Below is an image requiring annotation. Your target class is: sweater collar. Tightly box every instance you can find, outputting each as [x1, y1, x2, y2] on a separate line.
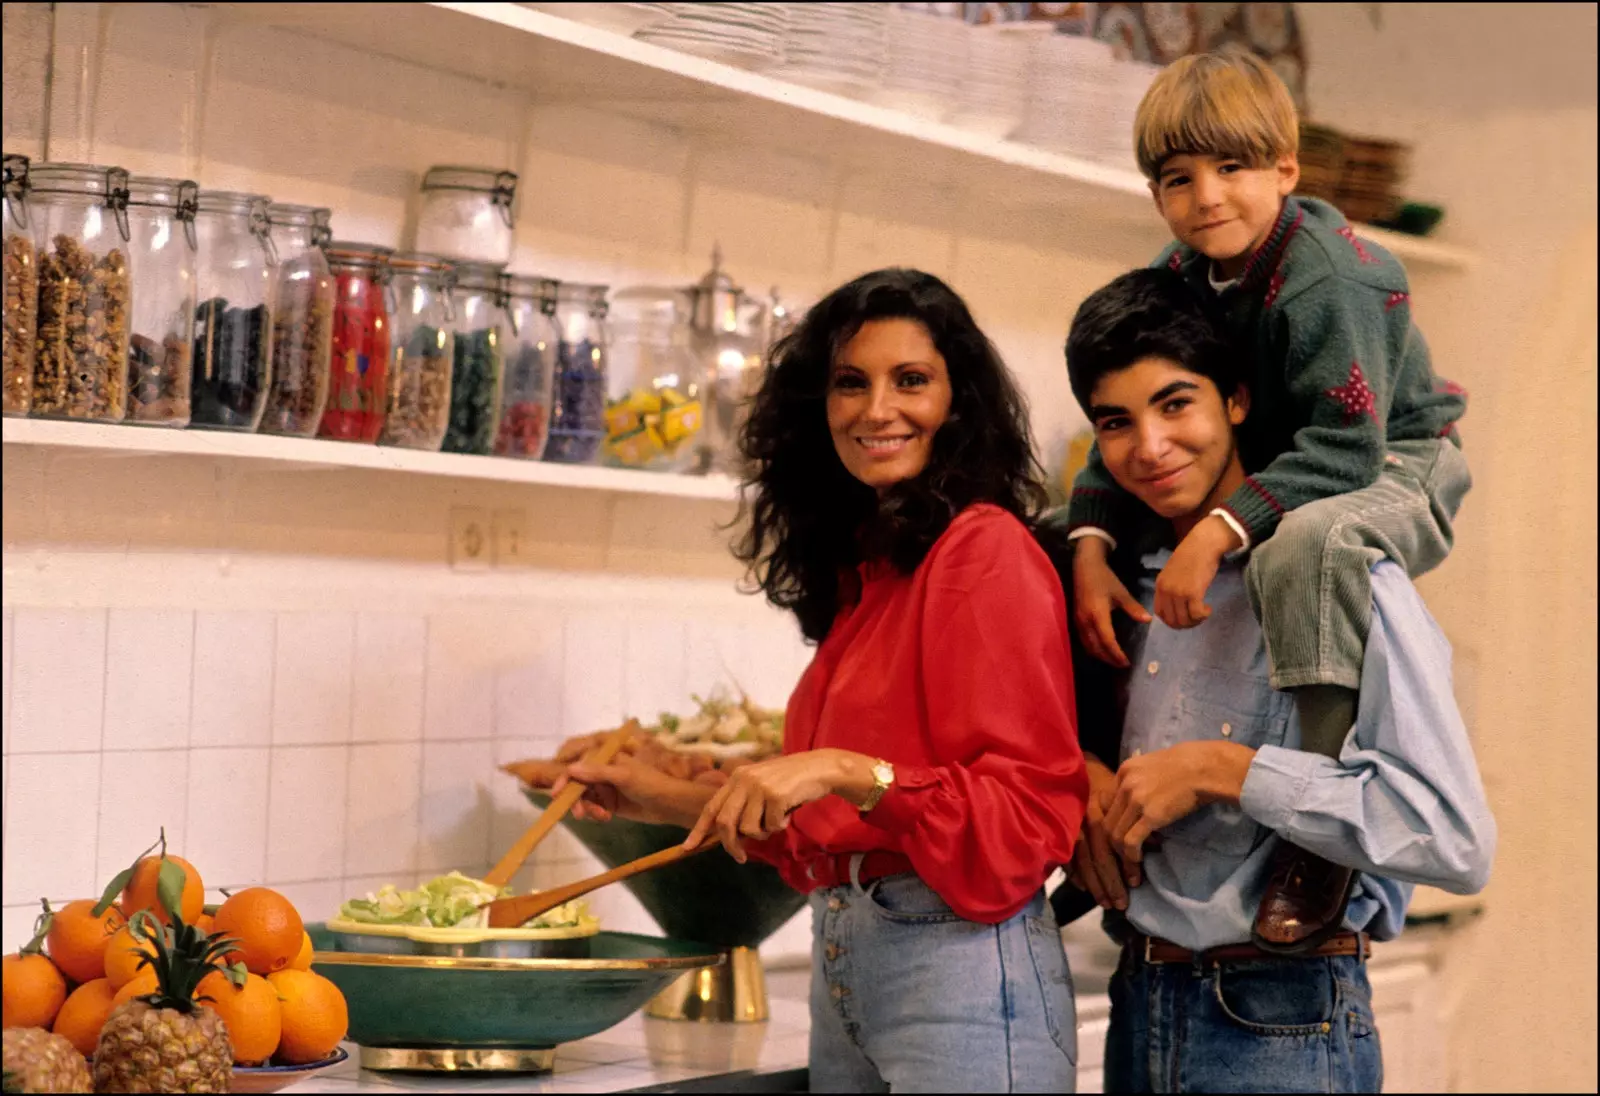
[1175, 195, 1303, 293]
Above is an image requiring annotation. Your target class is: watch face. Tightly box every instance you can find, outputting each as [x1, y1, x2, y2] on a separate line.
[874, 762, 895, 784]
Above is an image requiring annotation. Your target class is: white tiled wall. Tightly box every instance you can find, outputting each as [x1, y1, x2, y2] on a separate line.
[0, 597, 817, 959]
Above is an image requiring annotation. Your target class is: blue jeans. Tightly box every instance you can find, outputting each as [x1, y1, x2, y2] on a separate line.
[807, 860, 1078, 1093]
[1105, 948, 1383, 1093]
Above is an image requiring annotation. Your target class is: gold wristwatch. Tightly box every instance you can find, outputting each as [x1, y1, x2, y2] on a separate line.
[858, 758, 895, 815]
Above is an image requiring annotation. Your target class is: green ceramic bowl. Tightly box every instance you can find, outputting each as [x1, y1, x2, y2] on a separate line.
[307, 925, 722, 1051]
[522, 788, 808, 948]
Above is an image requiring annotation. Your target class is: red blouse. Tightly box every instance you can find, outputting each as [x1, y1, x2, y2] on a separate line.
[748, 503, 1088, 924]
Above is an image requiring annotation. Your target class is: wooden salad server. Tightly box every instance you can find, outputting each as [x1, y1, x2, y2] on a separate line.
[481, 719, 638, 890]
[486, 840, 716, 929]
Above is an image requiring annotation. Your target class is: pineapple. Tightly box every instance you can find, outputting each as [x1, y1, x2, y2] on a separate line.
[92, 910, 237, 1094]
[1, 1028, 93, 1094]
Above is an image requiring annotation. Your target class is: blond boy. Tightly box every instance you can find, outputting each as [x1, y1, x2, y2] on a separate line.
[1055, 50, 1470, 953]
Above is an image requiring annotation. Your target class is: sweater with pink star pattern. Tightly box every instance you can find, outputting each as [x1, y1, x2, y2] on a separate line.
[1064, 196, 1468, 546]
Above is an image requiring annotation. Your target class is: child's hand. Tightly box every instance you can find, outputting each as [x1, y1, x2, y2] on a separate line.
[1072, 538, 1153, 668]
[1153, 516, 1239, 629]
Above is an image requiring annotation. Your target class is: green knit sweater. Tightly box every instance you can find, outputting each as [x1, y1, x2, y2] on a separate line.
[1063, 196, 1467, 546]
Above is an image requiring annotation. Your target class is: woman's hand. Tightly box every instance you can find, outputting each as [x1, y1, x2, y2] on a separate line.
[683, 748, 877, 862]
[555, 753, 716, 828]
[1066, 754, 1132, 908]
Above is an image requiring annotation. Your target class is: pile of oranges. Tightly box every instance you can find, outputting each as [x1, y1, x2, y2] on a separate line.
[1, 849, 349, 1068]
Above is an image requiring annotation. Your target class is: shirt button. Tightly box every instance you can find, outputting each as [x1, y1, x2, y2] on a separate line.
[830, 984, 849, 1000]
[1221, 722, 1233, 737]
[826, 944, 845, 961]
[1147, 661, 1160, 675]
[1131, 747, 1143, 758]
[826, 897, 843, 912]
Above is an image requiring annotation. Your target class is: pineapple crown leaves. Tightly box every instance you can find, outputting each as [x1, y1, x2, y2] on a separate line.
[93, 827, 189, 920]
[21, 898, 54, 955]
[126, 908, 241, 1015]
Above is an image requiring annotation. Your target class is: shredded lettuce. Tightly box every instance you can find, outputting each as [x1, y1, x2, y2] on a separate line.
[339, 871, 590, 930]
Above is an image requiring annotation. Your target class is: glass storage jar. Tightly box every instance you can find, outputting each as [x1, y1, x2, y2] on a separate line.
[443, 260, 505, 455]
[545, 282, 609, 465]
[259, 204, 334, 437]
[379, 252, 455, 452]
[3, 154, 38, 416]
[494, 273, 558, 460]
[413, 166, 518, 266]
[123, 175, 198, 426]
[190, 190, 275, 431]
[320, 242, 392, 443]
[602, 286, 702, 472]
[26, 161, 133, 422]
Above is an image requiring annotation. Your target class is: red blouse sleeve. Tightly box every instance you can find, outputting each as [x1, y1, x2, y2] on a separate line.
[866, 511, 1089, 923]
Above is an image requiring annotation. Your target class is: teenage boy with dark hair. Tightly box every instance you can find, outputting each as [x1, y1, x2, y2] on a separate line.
[1058, 267, 1495, 1094]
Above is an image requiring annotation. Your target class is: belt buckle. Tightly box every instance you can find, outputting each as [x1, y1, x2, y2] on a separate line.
[1144, 935, 1156, 965]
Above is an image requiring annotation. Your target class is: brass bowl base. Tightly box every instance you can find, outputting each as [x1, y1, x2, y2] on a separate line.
[645, 946, 769, 1023]
[358, 1045, 558, 1073]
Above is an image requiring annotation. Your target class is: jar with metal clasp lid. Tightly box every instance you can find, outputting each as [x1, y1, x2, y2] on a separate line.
[380, 252, 456, 452]
[120, 175, 198, 426]
[443, 259, 507, 455]
[494, 273, 558, 460]
[603, 285, 702, 472]
[260, 204, 335, 437]
[190, 189, 276, 431]
[545, 282, 610, 465]
[320, 242, 393, 443]
[26, 161, 133, 422]
[3, 153, 39, 416]
[413, 166, 518, 266]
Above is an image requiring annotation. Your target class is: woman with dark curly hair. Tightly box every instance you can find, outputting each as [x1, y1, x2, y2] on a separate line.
[563, 268, 1089, 1092]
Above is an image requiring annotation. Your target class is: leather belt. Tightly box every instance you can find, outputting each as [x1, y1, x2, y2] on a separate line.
[1130, 930, 1370, 966]
[803, 851, 915, 890]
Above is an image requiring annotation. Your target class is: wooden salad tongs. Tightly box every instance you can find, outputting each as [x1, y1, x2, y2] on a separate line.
[486, 839, 716, 928]
[481, 718, 639, 891]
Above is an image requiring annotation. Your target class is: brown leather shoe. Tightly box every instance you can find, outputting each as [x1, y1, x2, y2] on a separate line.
[1252, 841, 1358, 955]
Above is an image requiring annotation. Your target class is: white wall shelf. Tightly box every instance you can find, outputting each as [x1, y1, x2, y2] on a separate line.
[202, 1, 1477, 271]
[2, 418, 742, 502]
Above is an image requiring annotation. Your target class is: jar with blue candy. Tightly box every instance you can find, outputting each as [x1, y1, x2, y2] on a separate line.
[545, 282, 608, 465]
[442, 260, 506, 455]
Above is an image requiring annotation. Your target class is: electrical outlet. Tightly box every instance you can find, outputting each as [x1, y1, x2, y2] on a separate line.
[492, 508, 531, 569]
[450, 506, 491, 571]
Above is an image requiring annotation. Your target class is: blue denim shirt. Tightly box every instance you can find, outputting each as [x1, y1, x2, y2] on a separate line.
[1110, 553, 1497, 951]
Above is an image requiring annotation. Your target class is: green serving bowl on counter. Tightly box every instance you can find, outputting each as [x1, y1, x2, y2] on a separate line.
[522, 788, 807, 948]
[307, 925, 722, 1063]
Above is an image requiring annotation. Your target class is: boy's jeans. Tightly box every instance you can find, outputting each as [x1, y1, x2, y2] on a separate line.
[1247, 436, 1472, 690]
[807, 861, 1078, 1093]
[1105, 948, 1383, 1093]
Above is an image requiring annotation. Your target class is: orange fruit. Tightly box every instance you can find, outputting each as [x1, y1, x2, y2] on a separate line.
[212, 889, 304, 976]
[2, 951, 69, 1029]
[102, 924, 157, 990]
[194, 913, 215, 937]
[196, 971, 282, 1066]
[288, 932, 314, 972]
[46, 899, 127, 985]
[111, 968, 159, 1007]
[267, 970, 347, 1064]
[52, 977, 117, 1056]
[122, 854, 205, 925]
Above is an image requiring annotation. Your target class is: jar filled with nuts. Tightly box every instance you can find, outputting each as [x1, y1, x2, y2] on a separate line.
[545, 282, 610, 465]
[26, 162, 134, 423]
[3, 154, 39, 416]
[442, 260, 506, 456]
[379, 252, 455, 452]
[494, 273, 558, 461]
[321, 242, 393, 443]
[260, 204, 334, 437]
[190, 190, 276, 431]
[123, 175, 198, 427]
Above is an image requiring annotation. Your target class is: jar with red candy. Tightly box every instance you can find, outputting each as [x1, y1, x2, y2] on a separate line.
[494, 273, 557, 460]
[319, 241, 392, 442]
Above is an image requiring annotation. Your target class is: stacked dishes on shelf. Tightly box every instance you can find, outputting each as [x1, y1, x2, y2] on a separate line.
[946, 27, 1030, 139]
[768, 2, 888, 95]
[868, 7, 967, 122]
[634, 3, 786, 69]
[520, 2, 671, 37]
[1011, 33, 1117, 159]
